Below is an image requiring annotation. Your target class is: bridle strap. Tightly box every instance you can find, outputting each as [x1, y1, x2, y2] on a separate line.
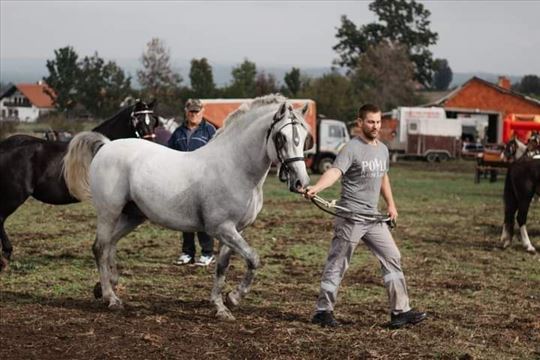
[131, 109, 157, 139]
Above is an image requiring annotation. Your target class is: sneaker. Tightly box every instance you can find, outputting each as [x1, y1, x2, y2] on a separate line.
[195, 254, 215, 266]
[311, 311, 340, 328]
[174, 253, 194, 265]
[389, 309, 427, 329]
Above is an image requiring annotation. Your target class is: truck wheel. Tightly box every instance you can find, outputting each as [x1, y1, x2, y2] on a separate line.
[426, 153, 438, 163]
[317, 157, 334, 174]
[438, 153, 450, 162]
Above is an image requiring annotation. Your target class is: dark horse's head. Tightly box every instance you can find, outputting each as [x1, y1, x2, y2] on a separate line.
[92, 99, 159, 141]
[130, 99, 159, 141]
[527, 131, 540, 155]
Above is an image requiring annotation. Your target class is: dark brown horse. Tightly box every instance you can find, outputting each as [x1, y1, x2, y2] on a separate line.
[0, 100, 159, 270]
[500, 158, 540, 253]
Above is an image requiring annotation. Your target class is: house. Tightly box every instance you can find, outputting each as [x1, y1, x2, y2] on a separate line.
[0, 82, 55, 122]
[428, 76, 540, 143]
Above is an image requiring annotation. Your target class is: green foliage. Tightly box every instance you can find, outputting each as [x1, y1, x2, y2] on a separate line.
[299, 71, 357, 121]
[137, 38, 182, 104]
[224, 59, 257, 98]
[283, 67, 302, 97]
[78, 53, 132, 118]
[255, 71, 279, 97]
[350, 42, 418, 111]
[334, 0, 438, 87]
[432, 58, 453, 90]
[515, 74, 540, 95]
[189, 58, 216, 98]
[43, 46, 81, 112]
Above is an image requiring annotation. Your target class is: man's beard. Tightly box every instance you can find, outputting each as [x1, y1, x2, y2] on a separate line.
[363, 128, 379, 140]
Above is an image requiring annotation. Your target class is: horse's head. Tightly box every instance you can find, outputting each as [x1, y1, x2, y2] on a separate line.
[502, 136, 526, 162]
[131, 99, 159, 141]
[527, 131, 540, 155]
[267, 102, 312, 192]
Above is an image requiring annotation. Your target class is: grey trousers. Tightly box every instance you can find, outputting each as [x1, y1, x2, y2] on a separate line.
[315, 217, 411, 314]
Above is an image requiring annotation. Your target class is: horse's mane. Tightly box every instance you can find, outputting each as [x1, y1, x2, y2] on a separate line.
[213, 94, 287, 139]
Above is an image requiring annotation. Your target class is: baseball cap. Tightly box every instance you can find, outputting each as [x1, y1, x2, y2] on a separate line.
[185, 99, 203, 112]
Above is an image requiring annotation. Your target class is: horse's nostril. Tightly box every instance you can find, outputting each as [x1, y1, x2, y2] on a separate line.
[295, 179, 302, 189]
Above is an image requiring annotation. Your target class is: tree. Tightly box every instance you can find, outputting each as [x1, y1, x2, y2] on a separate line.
[334, 0, 438, 87]
[299, 71, 357, 121]
[225, 59, 257, 98]
[137, 38, 182, 102]
[77, 53, 132, 118]
[432, 58, 453, 91]
[255, 71, 278, 97]
[284, 67, 302, 97]
[43, 46, 81, 111]
[189, 58, 216, 98]
[350, 42, 418, 111]
[517, 75, 540, 95]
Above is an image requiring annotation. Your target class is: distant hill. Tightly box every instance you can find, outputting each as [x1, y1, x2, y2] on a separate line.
[0, 57, 526, 89]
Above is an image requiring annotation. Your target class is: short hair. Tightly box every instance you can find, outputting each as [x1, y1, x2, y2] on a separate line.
[358, 104, 381, 120]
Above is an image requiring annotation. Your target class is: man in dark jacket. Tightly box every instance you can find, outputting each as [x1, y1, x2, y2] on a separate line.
[168, 99, 217, 266]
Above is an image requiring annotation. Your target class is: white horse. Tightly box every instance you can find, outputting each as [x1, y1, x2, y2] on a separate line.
[63, 95, 311, 320]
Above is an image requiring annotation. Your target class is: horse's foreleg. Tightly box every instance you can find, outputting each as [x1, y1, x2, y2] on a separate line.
[211, 244, 235, 321]
[93, 217, 123, 309]
[501, 186, 518, 250]
[517, 200, 536, 253]
[213, 225, 260, 319]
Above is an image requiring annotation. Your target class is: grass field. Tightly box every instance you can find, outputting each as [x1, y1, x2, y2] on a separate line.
[1, 160, 539, 359]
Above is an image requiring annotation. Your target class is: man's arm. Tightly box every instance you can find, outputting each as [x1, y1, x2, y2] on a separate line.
[381, 173, 398, 220]
[304, 168, 342, 198]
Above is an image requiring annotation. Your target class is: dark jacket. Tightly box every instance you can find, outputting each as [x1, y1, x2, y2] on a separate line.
[167, 120, 216, 152]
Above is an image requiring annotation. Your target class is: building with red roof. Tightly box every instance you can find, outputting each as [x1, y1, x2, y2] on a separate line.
[0, 82, 56, 122]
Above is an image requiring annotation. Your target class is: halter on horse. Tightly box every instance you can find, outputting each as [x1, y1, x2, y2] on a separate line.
[62, 95, 311, 320]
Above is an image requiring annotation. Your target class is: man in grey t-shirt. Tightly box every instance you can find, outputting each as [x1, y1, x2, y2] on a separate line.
[304, 104, 427, 329]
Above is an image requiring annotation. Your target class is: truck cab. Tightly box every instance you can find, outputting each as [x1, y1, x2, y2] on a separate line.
[308, 119, 350, 173]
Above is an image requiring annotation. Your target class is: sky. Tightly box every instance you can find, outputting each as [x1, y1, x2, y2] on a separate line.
[1, 0, 539, 77]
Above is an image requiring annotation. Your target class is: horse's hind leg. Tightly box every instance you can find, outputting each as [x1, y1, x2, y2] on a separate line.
[0, 218, 12, 271]
[501, 180, 517, 249]
[211, 244, 235, 320]
[93, 215, 124, 309]
[516, 198, 536, 253]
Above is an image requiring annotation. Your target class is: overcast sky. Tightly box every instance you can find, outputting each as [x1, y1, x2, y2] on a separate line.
[1, 0, 539, 76]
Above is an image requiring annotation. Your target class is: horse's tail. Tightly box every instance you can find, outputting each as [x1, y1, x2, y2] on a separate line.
[63, 131, 110, 201]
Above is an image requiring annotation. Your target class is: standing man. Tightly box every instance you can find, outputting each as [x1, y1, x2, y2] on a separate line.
[304, 104, 427, 328]
[169, 99, 216, 266]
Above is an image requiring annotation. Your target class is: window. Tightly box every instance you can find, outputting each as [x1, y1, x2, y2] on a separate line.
[328, 125, 345, 138]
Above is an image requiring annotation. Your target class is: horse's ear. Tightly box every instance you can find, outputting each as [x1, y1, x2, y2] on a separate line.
[148, 99, 157, 110]
[301, 103, 309, 116]
[274, 102, 288, 122]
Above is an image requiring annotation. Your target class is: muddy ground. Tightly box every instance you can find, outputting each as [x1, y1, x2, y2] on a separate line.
[1, 161, 539, 359]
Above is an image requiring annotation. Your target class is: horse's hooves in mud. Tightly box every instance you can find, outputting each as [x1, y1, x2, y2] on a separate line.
[216, 308, 236, 321]
[225, 291, 240, 308]
[93, 282, 103, 299]
[0, 257, 9, 272]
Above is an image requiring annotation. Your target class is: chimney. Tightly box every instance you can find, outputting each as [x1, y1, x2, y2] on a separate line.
[497, 76, 511, 90]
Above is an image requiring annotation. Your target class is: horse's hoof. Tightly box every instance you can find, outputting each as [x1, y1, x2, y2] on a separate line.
[108, 300, 124, 311]
[93, 282, 103, 299]
[216, 308, 236, 321]
[0, 257, 9, 272]
[225, 291, 240, 308]
[526, 247, 537, 254]
[501, 240, 511, 249]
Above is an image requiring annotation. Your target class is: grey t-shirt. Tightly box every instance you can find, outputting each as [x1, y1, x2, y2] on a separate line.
[332, 137, 389, 214]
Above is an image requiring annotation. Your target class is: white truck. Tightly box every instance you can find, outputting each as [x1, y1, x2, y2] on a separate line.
[384, 107, 462, 162]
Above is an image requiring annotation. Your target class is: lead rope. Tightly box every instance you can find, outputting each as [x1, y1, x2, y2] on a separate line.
[306, 192, 396, 229]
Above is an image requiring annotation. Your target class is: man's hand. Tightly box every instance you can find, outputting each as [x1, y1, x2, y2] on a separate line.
[301, 186, 318, 200]
[387, 204, 398, 220]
